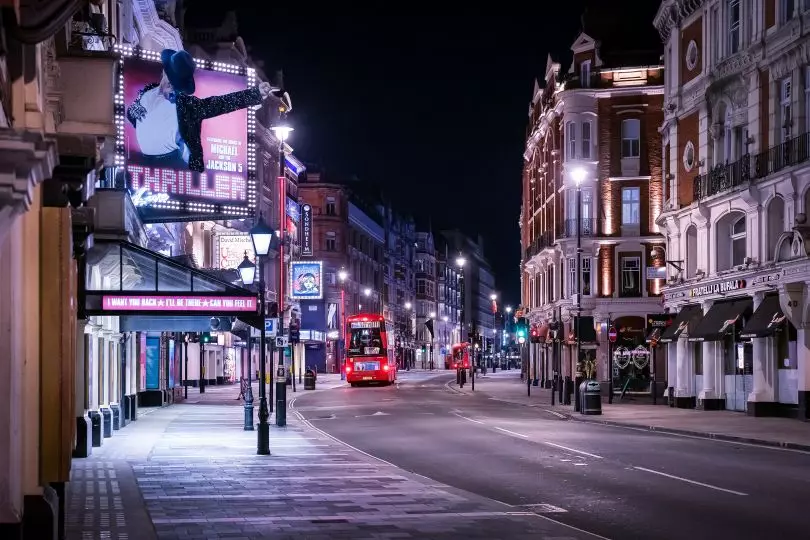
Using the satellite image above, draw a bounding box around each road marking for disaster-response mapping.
[574,463,588,466]
[543,441,604,459]
[518,503,568,514]
[354,411,390,417]
[633,466,748,496]
[495,427,529,438]
[453,413,484,424]
[542,409,568,419]
[152,510,543,524]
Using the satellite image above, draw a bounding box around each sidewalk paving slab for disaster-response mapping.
[451,372,810,452]
[67,381,599,539]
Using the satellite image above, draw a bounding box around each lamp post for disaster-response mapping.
[505,306,512,369]
[270,114,293,411]
[237,252,256,432]
[442,315,449,369]
[338,268,348,380]
[456,255,468,389]
[249,215,276,455]
[572,167,586,412]
[489,293,497,370]
[404,302,412,370]
[428,311,436,370]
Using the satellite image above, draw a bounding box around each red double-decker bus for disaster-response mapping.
[450,343,471,370]
[345,313,397,386]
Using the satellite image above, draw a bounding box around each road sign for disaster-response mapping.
[608,327,618,343]
[264,317,278,337]
[275,336,288,348]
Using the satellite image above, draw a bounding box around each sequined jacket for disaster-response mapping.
[127,85,263,173]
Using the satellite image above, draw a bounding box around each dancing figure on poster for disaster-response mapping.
[126,48,291,172]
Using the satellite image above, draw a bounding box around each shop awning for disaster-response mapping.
[687,298,753,342]
[84,240,258,316]
[659,305,703,343]
[740,295,787,339]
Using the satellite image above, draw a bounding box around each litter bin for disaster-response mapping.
[304,370,316,390]
[580,380,602,415]
[275,380,287,427]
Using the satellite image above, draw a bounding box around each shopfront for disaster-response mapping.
[610,316,648,394]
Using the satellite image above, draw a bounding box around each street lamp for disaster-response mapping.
[338,268,348,380]
[237,251,256,432]
[455,255,472,390]
[405,301,412,309]
[572,166,586,412]
[250,214,276,455]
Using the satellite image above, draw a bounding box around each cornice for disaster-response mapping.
[654,0,705,43]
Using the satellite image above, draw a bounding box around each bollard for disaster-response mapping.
[275,380,287,427]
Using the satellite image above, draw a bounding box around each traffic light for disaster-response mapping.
[530,325,541,344]
[515,318,528,344]
[201,332,212,344]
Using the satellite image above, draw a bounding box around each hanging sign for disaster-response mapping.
[301,203,313,256]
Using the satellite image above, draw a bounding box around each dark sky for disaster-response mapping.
[198,5,661,306]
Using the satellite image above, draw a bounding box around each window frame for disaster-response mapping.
[325,231,337,252]
[581,121,592,159]
[325,196,337,216]
[566,121,576,160]
[728,0,741,55]
[731,215,747,267]
[621,119,641,158]
[581,257,592,296]
[621,187,641,226]
[580,60,591,88]
[620,255,642,297]
[780,77,792,142]
[568,257,577,298]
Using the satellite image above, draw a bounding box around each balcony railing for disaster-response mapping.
[524,231,553,260]
[558,218,596,238]
[694,132,810,201]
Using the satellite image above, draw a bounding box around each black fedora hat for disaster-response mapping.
[160,49,196,95]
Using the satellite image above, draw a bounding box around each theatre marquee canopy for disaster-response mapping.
[84,240,257,317]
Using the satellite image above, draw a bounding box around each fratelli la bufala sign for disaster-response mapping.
[690,279,746,297]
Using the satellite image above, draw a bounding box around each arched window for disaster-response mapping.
[731,215,746,267]
[685,226,698,278]
[766,196,785,260]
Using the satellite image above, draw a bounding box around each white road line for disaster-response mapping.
[495,427,529,438]
[518,503,568,514]
[543,441,604,459]
[633,466,748,496]
[542,409,568,419]
[453,413,484,424]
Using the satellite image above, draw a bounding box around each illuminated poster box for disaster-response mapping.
[116,47,258,222]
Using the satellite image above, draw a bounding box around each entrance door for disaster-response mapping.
[725,341,753,412]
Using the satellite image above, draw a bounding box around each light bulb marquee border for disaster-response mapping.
[114,45,258,223]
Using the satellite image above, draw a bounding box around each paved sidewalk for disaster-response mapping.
[67,382,599,539]
[450,371,810,451]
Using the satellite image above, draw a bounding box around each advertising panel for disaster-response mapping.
[217,233,255,270]
[290,261,323,300]
[145,336,160,389]
[102,295,257,312]
[139,333,147,390]
[117,48,258,222]
[168,339,176,388]
[286,197,301,222]
[301,203,313,256]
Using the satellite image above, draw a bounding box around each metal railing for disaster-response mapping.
[694,132,810,201]
[524,231,554,260]
[558,218,596,238]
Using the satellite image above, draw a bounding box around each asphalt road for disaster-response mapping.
[290,372,810,540]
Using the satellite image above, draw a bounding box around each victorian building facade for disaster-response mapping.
[415,230,438,367]
[520,11,666,397]
[655,0,810,418]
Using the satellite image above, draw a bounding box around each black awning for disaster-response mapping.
[574,316,597,343]
[659,305,703,342]
[688,298,753,342]
[740,295,786,339]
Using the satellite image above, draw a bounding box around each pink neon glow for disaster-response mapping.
[102,295,257,312]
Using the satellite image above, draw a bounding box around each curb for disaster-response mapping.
[554,410,810,452]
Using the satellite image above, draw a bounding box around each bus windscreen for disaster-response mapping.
[348,321,385,356]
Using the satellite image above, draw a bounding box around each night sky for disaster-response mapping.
[192,4,662,305]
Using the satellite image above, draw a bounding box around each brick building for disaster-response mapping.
[654,0,810,418]
[520,10,666,399]
[298,173,386,373]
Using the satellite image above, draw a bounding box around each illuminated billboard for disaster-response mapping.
[216,233,254,270]
[289,260,323,300]
[116,47,258,222]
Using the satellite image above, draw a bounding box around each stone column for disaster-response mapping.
[675,335,694,407]
[698,300,725,409]
[798,325,810,420]
[747,291,777,416]
[666,340,677,397]
[73,321,91,458]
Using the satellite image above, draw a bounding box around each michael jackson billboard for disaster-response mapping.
[117,47,264,222]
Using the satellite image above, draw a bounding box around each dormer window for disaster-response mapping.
[580,61,591,88]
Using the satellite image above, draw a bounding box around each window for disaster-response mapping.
[728,0,741,54]
[621,187,640,226]
[325,231,336,251]
[620,255,642,297]
[326,196,336,216]
[805,67,810,134]
[723,108,733,163]
[731,215,746,266]
[566,122,576,160]
[710,7,719,64]
[621,119,640,158]
[781,0,796,24]
[687,38,700,71]
[582,257,591,296]
[568,257,576,297]
[780,77,792,142]
[580,60,591,88]
[581,121,592,159]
